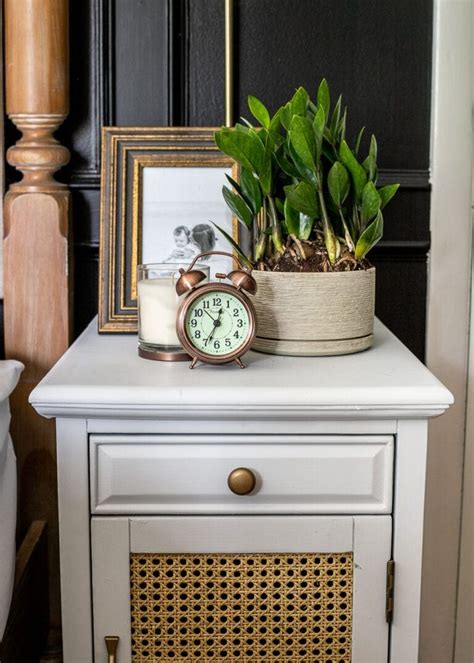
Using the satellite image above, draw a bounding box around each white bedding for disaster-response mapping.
[0,360,23,640]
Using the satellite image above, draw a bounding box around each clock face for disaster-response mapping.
[183,289,252,357]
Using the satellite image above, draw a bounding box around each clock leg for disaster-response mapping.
[234,357,245,369]
[189,358,199,369]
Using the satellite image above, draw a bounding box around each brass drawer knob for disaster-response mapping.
[228,467,256,495]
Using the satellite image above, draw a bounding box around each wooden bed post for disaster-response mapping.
[3,0,72,642]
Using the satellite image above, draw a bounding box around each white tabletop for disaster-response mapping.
[29,318,453,420]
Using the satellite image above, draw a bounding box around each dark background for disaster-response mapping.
[9,0,432,359]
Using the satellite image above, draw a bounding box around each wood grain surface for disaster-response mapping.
[3,0,71,639]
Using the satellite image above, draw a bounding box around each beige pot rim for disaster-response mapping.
[253,266,375,277]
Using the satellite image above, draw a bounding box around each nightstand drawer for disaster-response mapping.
[90,435,393,515]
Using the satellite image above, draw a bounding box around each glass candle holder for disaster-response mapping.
[137,263,210,361]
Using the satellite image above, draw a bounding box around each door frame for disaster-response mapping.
[424,0,473,660]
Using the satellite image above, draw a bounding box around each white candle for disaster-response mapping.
[138,277,182,346]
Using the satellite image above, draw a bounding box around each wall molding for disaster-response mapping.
[67,168,430,191]
[168,0,190,126]
[75,239,429,262]
[63,0,112,185]
[378,169,430,189]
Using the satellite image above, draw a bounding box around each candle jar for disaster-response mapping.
[137,263,210,361]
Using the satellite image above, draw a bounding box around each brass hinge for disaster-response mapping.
[386,559,395,623]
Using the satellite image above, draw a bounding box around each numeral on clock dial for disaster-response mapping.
[184,290,251,357]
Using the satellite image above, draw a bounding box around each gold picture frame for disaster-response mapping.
[98,127,238,332]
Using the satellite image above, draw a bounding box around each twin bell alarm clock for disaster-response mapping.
[175,251,257,369]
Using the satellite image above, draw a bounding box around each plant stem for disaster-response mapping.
[352,206,361,240]
[253,200,268,263]
[254,232,267,262]
[316,182,339,264]
[338,209,354,252]
[316,181,330,230]
[267,194,285,256]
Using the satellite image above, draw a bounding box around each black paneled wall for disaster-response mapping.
[49,0,432,358]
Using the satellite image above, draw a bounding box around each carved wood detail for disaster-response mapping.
[7,114,70,192]
[3,0,72,639]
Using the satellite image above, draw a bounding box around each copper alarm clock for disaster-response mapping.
[175,251,257,369]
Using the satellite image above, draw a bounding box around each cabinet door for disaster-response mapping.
[91,516,391,663]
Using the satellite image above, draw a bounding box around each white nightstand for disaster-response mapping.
[30,318,452,663]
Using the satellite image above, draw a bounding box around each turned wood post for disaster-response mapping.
[4,0,72,635]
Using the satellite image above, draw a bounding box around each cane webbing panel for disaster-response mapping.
[130,552,353,661]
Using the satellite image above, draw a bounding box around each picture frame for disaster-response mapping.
[98,127,238,332]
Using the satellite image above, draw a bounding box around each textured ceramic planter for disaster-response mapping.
[252,267,375,356]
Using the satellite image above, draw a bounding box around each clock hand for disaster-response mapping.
[205,308,223,346]
[203,309,217,322]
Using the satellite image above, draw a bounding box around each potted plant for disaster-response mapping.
[214,80,399,356]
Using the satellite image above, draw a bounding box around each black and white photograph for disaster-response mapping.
[142,166,235,278]
[98,127,236,331]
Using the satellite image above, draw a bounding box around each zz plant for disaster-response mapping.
[214,80,399,271]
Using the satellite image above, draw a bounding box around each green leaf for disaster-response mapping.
[284,182,319,217]
[275,146,301,178]
[355,210,384,260]
[361,182,381,227]
[266,129,284,151]
[289,115,316,173]
[279,102,293,130]
[211,222,253,268]
[222,186,253,229]
[369,134,377,163]
[248,95,271,128]
[259,135,274,195]
[269,107,282,133]
[337,108,347,142]
[362,159,378,183]
[367,134,377,181]
[215,128,264,175]
[284,198,300,236]
[354,127,365,157]
[299,213,314,240]
[339,139,367,203]
[362,135,378,182]
[328,162,350,207]
[237,119,253,129]
[240,117,255,129]
[290,86,309,117]
[313,106,325,158]
[317,79,330,122]
[225,173,242,195]
[284,199,314,240]
[226,170,262,216]
[329,95,342,138]
[378,183,399,209]
[240,168,262,215]
[214,129,225,151]
[287,140,318,185]
[275,197,285,215]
